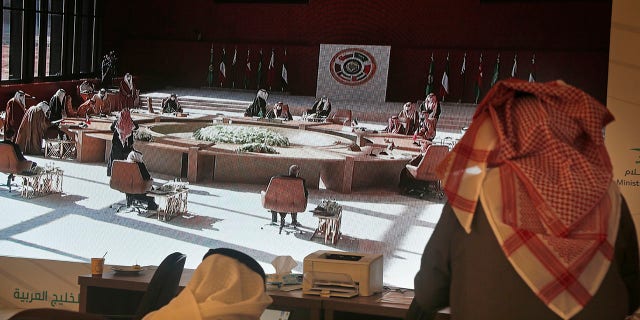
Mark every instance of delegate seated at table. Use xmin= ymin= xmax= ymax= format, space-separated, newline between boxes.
xmin=265 ymin=101 xmax=293 ymax=120
xmin=1 ymin=137 xmax=31 ymax=164
xmin=413 ymin=110 xmax=436 ymax=142
xmin=161 ymin=94 xmax=183 ymax=114
xmin=125 ymin=150 xmax=158 ymax=211
xmin=383 ymin=116 xmax=404 ymax=134
xmin=1 ymin=136 xmax=36 ymax=187
xmin=398 ymin=102 xmax=419 ymax=135
xmin=92 ymin=88 xmax=110 ymax=115
xmin=78 ymin=80 xmax=96 ymax=102
xmin=307 ymin=96 xmax=331 ymax=118
xmin=244 ymin=89 xmax=268 ymax=117
xmin=397 ymin=142 xmax=431 ymax=193
xmin=419 ymin=93 xmax=441 ymax=125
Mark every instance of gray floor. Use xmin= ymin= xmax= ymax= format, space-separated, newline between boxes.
xmin=0 ymin=88 xmax=449 ymax=289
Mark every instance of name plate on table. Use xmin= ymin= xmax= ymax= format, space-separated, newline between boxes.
xmin=256 ymin=118 xmax=283 ymax=124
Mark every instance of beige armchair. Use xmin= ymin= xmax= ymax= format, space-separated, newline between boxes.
xmin=405 ymin=144 xmax=449 ymax=199
xmin=0 ymin=143 xmax=33 ymax=191
xmin=109 ymin=160 xmax=153 ymax=211
xmin=326 ymin=109 xmax=352 ymax=125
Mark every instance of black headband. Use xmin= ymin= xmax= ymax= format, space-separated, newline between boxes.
xmin=202 ymin=248 xmax=266 ymax=282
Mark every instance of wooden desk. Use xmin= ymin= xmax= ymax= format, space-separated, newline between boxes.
xmin=269 ymin=290 xmax=323 ymax=320
xmin=146 ymin=188 xmax=189 ymax=221
xmin=15 ymin=168 xmax=64 ymax=198
xmin=77 ymin=271 xmax=422 ymax=320
xmin=323 ymin=293 xmax=410 ymax=320
xmin=78 ymin=268 xmax=192 ymax=314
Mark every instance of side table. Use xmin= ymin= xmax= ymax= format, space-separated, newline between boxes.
xmin=310 ymin=209 xmax=342 ymax=245
xmin=147 ymin=188 xmax=189 ymax=221
xmin=45 ymin=139 xmax=77 ymax=159
xmin=16 ymin=168 xmax=64 ymax=198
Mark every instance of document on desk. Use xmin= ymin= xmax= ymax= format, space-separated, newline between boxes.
xmin=261 ymin=309 xmax=290 ymax=320
xmin=378 ymin=291 xmax=413 ymax=305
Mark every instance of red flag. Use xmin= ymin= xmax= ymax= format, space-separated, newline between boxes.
xmin=439 ymin=53 xmax=450 ymax=101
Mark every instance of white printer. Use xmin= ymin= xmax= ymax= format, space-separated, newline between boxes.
xmin=302 ymin=250 xmax=383 ymax=297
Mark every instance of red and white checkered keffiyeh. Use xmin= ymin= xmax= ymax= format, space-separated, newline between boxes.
xmin=115 ymin=108 xmax=135 ymax=147
xmin=436 ymin=79 xmax=622 ymax=319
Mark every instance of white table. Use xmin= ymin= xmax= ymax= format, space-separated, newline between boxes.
xmin=147 ymin=188 xmax=189 ymax=221
xmin=44 ymin=139 xmax=77 ymax=159
xmin=310 ymin=209 xmax=342 ymax=245
xmin=16 ymin=168 xmax=64 ymax=198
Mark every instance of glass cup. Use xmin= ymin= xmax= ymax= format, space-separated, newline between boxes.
xmin=91 ymin=258 xmax=105 ymax=277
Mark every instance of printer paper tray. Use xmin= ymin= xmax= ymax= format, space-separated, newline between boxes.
xmin=313 ymin=284 xmax=357 ymax=293
xmin=314 ymin=281 xmax=356 ymax=288
xmin=306 ymin=288 xmax=358 ymax=298
xmin=307 ymin=282 xmax=359 ymax=298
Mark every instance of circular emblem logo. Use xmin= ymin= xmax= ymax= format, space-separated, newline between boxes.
xmin=329 ymin=48 xmax=377 ymax=86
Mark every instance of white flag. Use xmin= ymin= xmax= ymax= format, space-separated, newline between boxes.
xmin=528 ymin=54 xmax=536 ymax=82
xmin=441 ymin=73 xmax=449 ymax=94
xmin=282 ymin=65 xmax=288 ymax=85
xmin=246 ymin=49 xmax=251 ymax=71
xmin=281 ymin=49 xmax=288 ymax=85
xmin=268 ymin=50 xmax=275 ymax=70
xmin=232 ymin=48 xmax=237 ymax=66
xmin=441 ymin=54 xmax=450 ymax=95
xmin=219 ymin=48 xmax=226 ymax=78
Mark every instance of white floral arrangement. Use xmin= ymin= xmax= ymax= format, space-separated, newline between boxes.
xmin=193 ymin=125 xmax=290 ymax=147
xmin=134 ymin=129 xmax=154 ymax=142
xmin=160 ymin=180 xmax=189 ymax=192
xmin=28 ymin=163 xmax=59 ymax=175
xmin=235 ymin=142 xmax=278 ymax=154
xmin=30 ymin=166 xmax=46 ymax=175
xmin=317 ymin=199 xmax=342 ymax=216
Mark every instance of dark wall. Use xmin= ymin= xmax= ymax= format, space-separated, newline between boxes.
xmin=102 ymin=0 xmax=611 ymax=102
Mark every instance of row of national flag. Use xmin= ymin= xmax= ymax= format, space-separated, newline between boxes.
xmin=426 ymin=52 xmax=536 ymax=104
xmin=208 ymin=45 xmax=289 ymax=91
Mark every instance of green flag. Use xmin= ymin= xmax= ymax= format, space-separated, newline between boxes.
xmin=207 ymin=44 xmax=214 ymax=87
xmin=425 ymin=53 xmax=435 ymax=96
xmin=474 ymin=54 xmax=483 ymax=104
xmin=490 ymin=54 xmax=500 ymax=87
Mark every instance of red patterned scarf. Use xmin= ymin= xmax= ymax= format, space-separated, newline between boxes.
xmin=436 ymin=79 xmax=621 ymax=319
xmin=116 ymin=108 xmax=135 ymax=147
